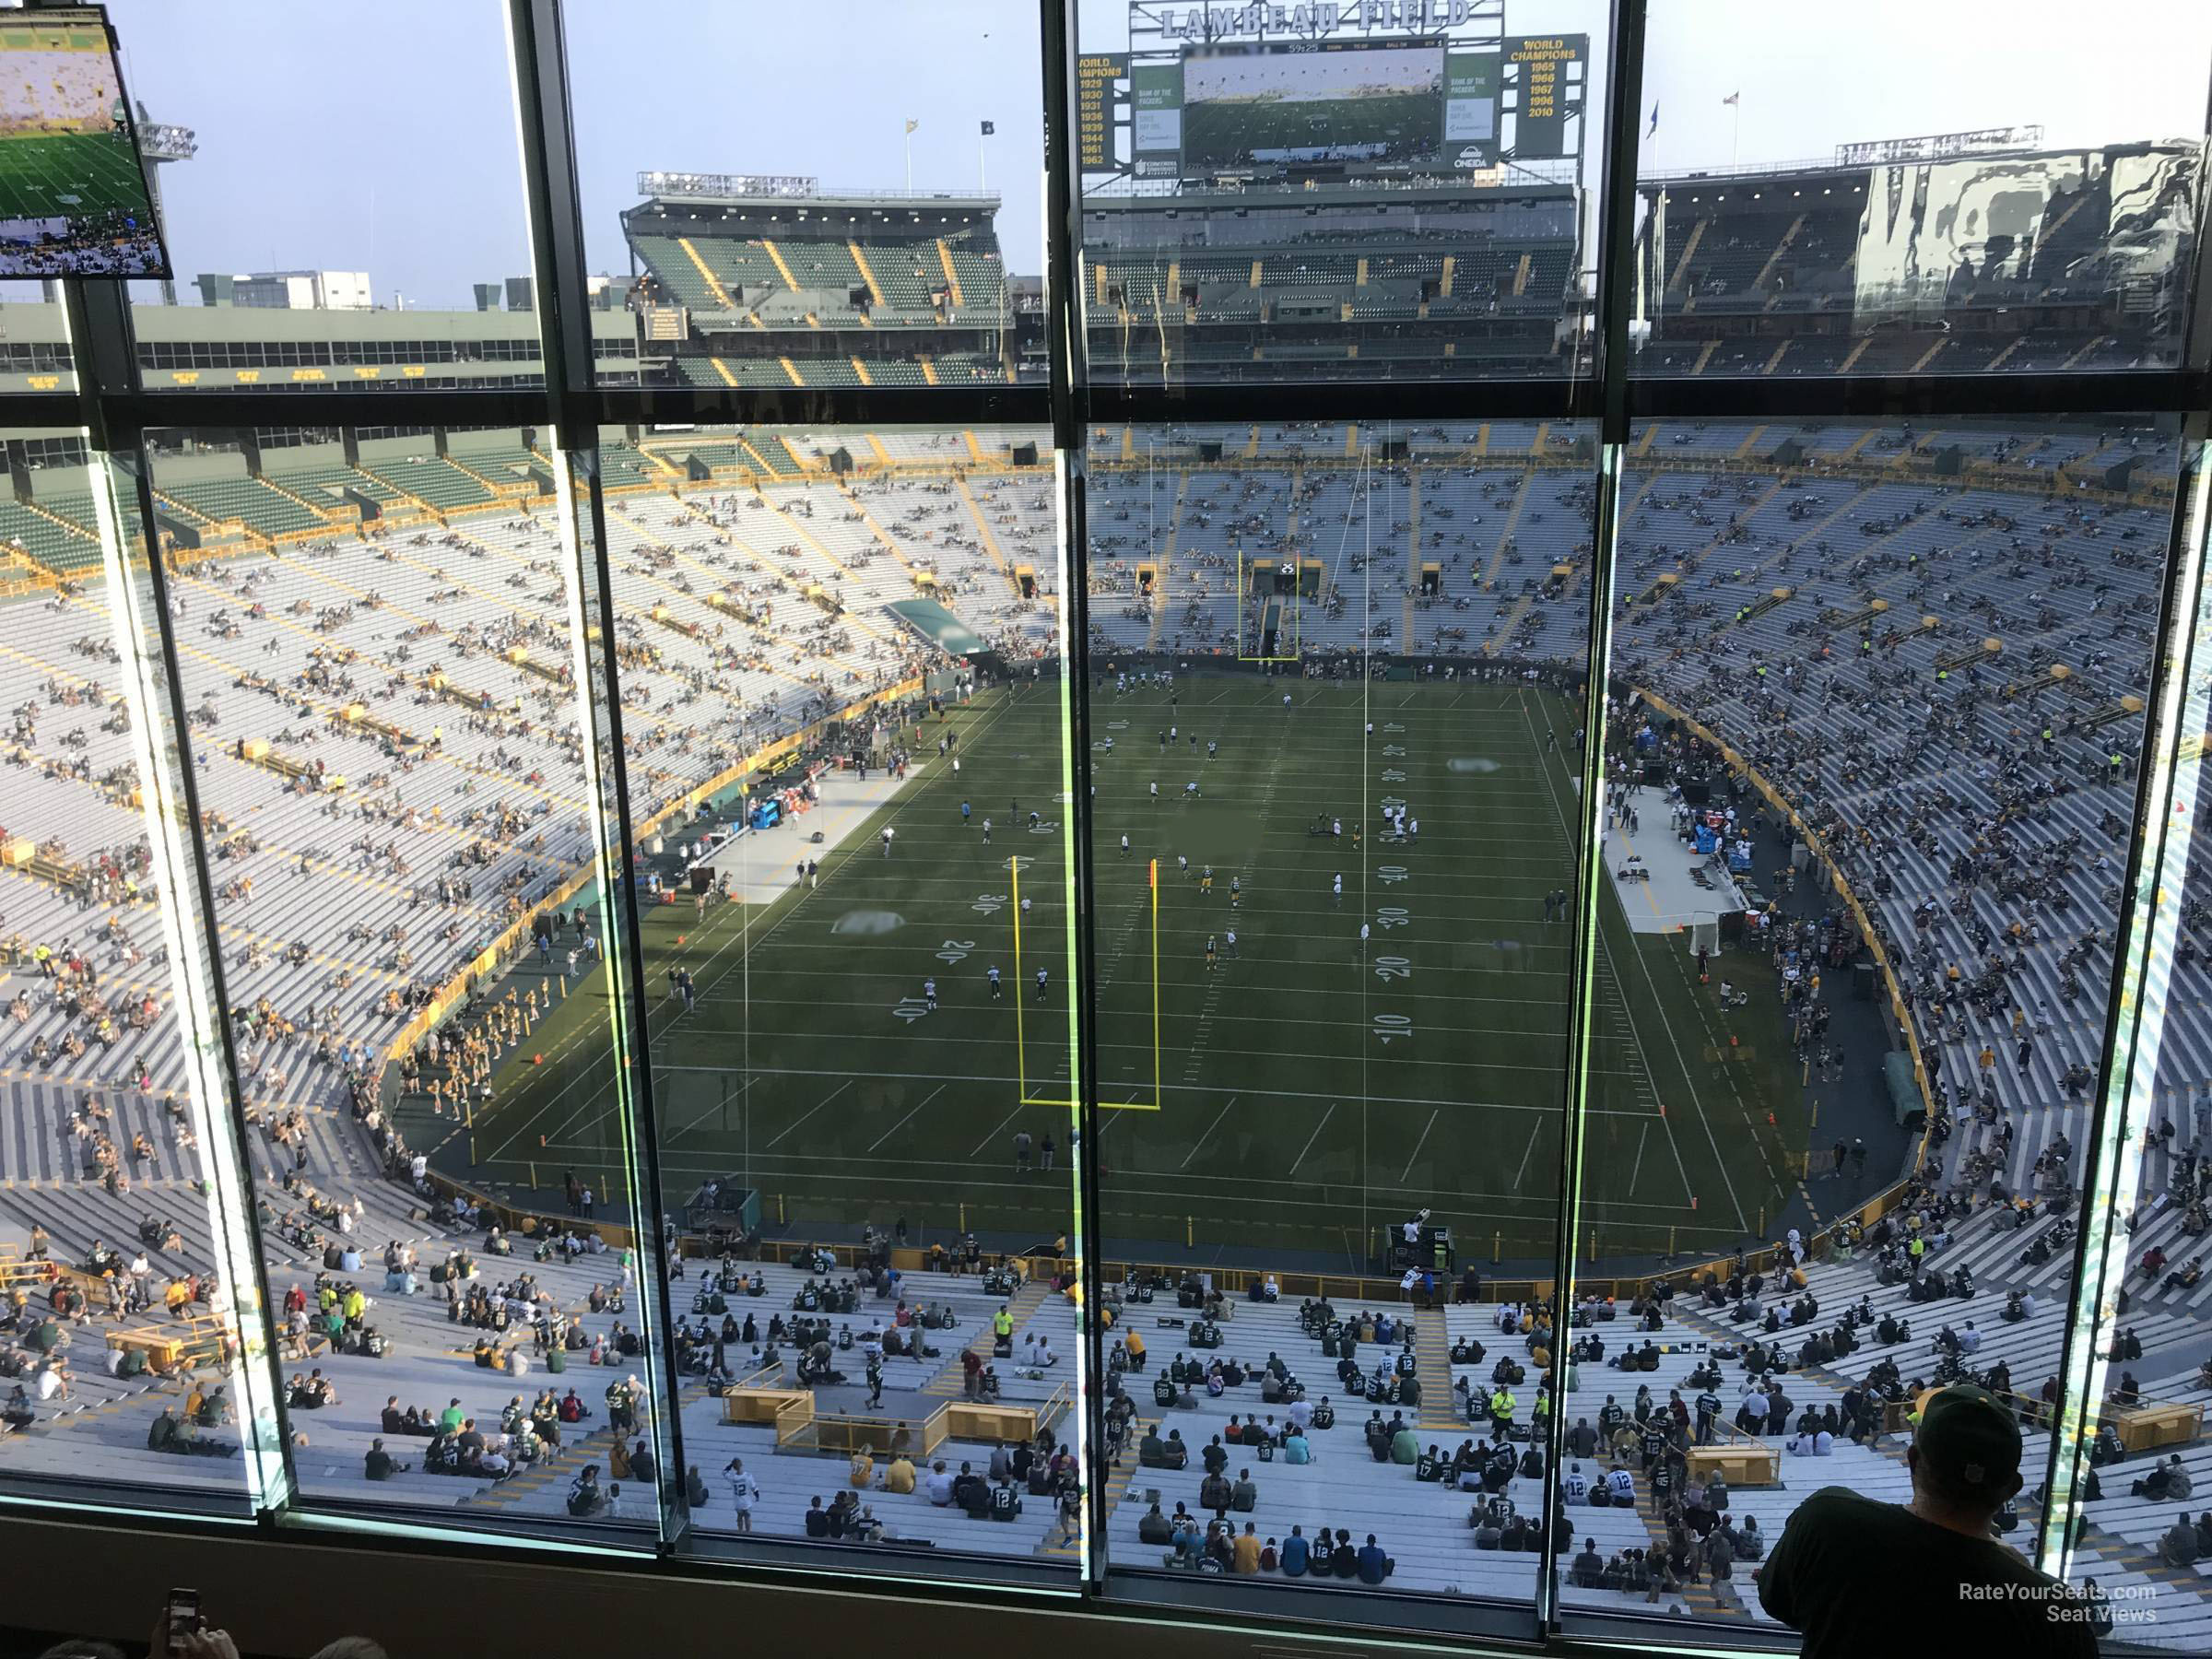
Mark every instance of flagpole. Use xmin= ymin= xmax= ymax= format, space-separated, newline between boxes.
xmin=980 ymin=130 xmax=987 ymax=193
xmin=906 ymin=125 xmax=913 ymax=194
xmin=1732 ymin=101 xmax=1741 ymax=171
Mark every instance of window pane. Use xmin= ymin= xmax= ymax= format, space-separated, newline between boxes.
xmin=563 ymin=1 xmax=1042 ymax=390
xmin=2059 ymin=433 xmax=2212 ymax=1650
xmin=1089 ymin=419 xmax=1591 ymax=1628
xmin=521 ymin=422 xmax=1082 ymax=1575
xmin=1074 ymin=1 xmax=1609 ymax=386
xmin=0 ymin=294 xmax=77 ymax=394
xmin=1632 ymin=1 xmax=2212 ymax=377
xmin=146 ymin=424 xmax=663 ymax=1538
xmin=0 ymin=431 xmax=266 ymax=1511
xmin=108 ymin=0 xmax=546 ymax=392
xmin=1586 ymin=414 xmax=2186 ymax=1638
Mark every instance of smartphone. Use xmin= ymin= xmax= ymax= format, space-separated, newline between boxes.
xmin=165 ymin=1588 xmax=203 ymax=1641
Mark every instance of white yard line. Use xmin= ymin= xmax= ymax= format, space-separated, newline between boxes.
xmin=665 ymin=1075 xmax=754 ymax=1143
xmin=1400 ymin=1108 xmax=1441 ymax=1182
xmin=969 ymin=1100 xmax=1030 ymax=1159
xmin=644 ymin=1060 xmax=1653 ymax=1115
xmin=865 ymin=1082 xmax=947 ymax=1152
xmin=1513 ymin=1118 xmax=1546 ymax=1189
xmin=763 ymin=1079 xmax=853 ymax=1149
xmin=1288 ymin=1102 xmax=1338 ymax=1175
xmin=1180 ymin=1096 xmax=1240 ymax=1168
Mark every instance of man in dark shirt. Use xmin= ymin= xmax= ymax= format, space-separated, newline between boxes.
xmin=1329 ymin=1530 xmax=1359 ymax=1577
xmin=364 ymin=1437 xmax=405 ymax=1480
xmin=1758 ymin=1384 xmax=2097 ymax=1655
xmin=1356 ymin=1534 xmax=1393 ymax=1584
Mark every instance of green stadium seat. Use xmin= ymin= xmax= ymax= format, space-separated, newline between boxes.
xmin=0 ymin=496 xmax=101 ymax=572
xmin=160 ymin=477 xmax=325 ymax=538
xmin=364 ymin=457 xmax=497 ymax=512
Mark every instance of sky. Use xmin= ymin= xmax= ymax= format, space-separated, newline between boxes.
xmin=21 ymin=0 xmax=2209 ymax=311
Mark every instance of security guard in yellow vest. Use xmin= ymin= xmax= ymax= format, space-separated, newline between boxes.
xmin=1489 ymin=1384 xmax=1517 ymax=1437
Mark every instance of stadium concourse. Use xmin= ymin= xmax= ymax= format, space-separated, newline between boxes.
xmin=0 ymin=421 xmax=2208 ymax=1633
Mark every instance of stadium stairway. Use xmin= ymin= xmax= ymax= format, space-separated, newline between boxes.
xmin=1144 ymin=474 xmax=1189 ymax=654
xmin=1410 ymin=1307 xmax=1461 ymax=1437
xmin=1400 ymin=465 xmax=1421 ymax=648
xmin=921 ymin=1277 xmax=1050 ymax=1398
xmin=952 ymin=476 xmax=1020 ymax=597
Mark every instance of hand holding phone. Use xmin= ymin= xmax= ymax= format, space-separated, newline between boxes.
xmin=165 ymin=1590 xmax=203 ymax=1642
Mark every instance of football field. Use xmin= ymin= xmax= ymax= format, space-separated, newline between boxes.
xmin=435 ymin=677 xmax=1806 ymax=1267
xmin=1182 ymin=92 xmax=1439 ymax=166
xmin=0 ymin=131 xmax=149 ymax=222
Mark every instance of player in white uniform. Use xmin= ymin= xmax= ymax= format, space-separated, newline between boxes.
xmin=924 ymin=978 xmax=937 ymax=1011
xmin=987 ymin=966 xmax=1002 ymax=999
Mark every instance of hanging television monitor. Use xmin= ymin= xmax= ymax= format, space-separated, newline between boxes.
xmin=0 ymin=3 xmax=168 ymax=277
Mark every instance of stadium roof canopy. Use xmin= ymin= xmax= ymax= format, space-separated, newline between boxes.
xmin=886 ymin=597 xmax=987 ymax=658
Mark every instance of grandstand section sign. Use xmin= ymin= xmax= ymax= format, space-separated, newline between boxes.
xmin=637 ymin=171 xmax=818 ymax=201
xmin=1833 ymin=127 xmax=2042 ymax=167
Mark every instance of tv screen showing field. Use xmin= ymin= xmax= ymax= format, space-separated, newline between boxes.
xmin=1182 ymin=42 xmax=1444 ymax=171
xmin=0 ymin=6 xmax=166 ymax=277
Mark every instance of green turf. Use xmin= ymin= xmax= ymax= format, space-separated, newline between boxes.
xmin=1183 ymin=91 xmax=1440 ymax=168
xmin=0 ymin=130 xmax=154 ymax=224
xmin=425 ymin=677 xmax=1807 ymax=1265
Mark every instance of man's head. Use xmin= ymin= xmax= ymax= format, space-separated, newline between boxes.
xmin=1908 ymin=1383 xmax=2024 ymax=1516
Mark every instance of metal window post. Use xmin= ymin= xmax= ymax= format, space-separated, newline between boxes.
xmin=59 ymin=276 xmax=299 ymax=1516
xmin=1538 ymin=0 xmax=1646 ymax=1630
xmin=506 ymin=0 xmax=688 ymax=1548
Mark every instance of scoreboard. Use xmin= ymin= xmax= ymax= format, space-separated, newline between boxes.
xmin=1083 ymin=27 xmax=1585 ymax=183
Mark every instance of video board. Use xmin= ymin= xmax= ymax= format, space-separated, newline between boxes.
xmin=1131 ymin=36 xmax=1500 ymax=181
xmin=0 ymin=4 xmax=167 ymax=277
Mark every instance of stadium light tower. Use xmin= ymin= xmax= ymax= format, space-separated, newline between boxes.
xmin=132 ymin=99 xmax=196 ymax=306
